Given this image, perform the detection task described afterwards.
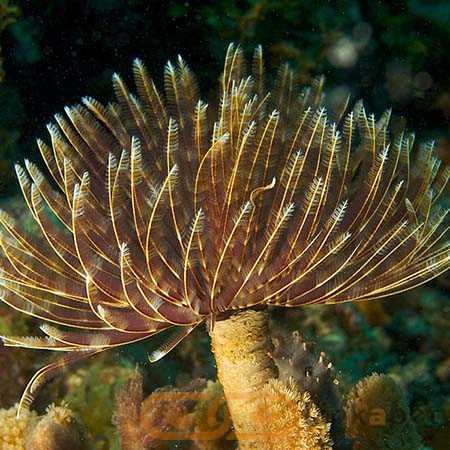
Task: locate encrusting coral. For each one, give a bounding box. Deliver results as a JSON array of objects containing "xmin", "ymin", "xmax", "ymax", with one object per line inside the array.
[
  {"xmin": 0, "ymin": 43, "xmax": 448, "ymax": 446},
  {"xmin": 0, "ymin": 404, "xmax": 38, "ymax": 450},
  {"xmin": 25, "ymin": 404, "xmax": 88, "ymax": 450},
  {"xmin": 345, "ymin": 373, "xmax": 424, "ymax": 450},
  {"xmin": 0, "ymin": 403, "xmax": 88, "ymax": 450}
]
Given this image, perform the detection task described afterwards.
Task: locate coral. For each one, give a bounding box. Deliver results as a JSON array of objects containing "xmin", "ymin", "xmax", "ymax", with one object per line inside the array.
[
  {"xmin": 25, "ymin": 404, "xmax": 88, "ymax": 450},
  {"xmin": 256, "ymin": 377, "xmax": 333, "ymax": 450},
  {"xmin": 0, "ymin": 402, "xmax": 90, "ymax": 450},
  {"xmin": 345, "ymin": 373, "xmax": 423, "ymax": 450},
  {"xmin": 114, "ymin": 370, "xmax": 230, "ymax": 450},
  {"xmin": 270, "ymin": 328, "xmax": 349, "ymax": 448},
  {"xmin": 277, "ymin": 285, "xmax": 448, "ymax": 450},
  {"xmin": 0, "ymin": 404, "xmax": 38, "ymax": 450}
]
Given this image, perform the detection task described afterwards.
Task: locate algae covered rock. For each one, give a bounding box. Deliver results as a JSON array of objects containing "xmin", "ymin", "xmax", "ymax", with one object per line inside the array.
[{"xmin": 345, "ymin": 373, "xmax": 423, "ymax": 450}]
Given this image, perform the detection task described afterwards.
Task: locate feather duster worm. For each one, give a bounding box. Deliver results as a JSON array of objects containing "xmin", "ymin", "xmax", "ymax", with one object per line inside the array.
[{"xmin": 0, "ymin": 44, "xmax": 448, "ymax": 442}]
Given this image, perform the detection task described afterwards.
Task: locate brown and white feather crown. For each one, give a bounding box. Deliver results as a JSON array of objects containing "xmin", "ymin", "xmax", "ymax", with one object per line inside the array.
[{"xmin": 0, "ymin": 44, "xmax": 448, "ymax": 412}]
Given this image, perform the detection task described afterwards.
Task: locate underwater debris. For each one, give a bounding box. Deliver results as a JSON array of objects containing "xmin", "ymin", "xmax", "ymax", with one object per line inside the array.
[
  {"xmin": 0, "ymin": 43, "xmax": 448, "ymax": 445},
  {"xmin": 345, "ymin": 373, "xmax": 424, "ymax": 450}
]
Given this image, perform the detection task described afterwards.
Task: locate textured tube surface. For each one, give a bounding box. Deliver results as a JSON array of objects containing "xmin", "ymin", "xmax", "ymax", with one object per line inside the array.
[{"xmin": 210, "ymin": 309, "xmax": 276, "ymax": 448}]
